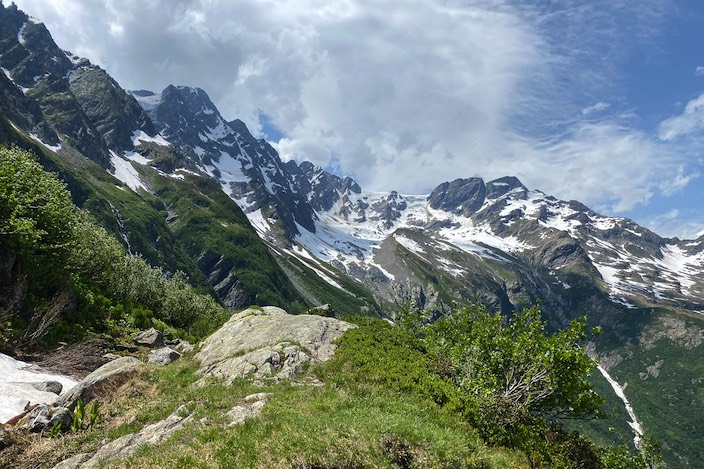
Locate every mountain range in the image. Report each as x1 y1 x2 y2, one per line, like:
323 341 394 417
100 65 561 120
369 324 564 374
1 3 702 466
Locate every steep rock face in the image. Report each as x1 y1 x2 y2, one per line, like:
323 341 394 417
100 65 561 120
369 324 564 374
137 85 318 237
0 5 110 165
0 4 156 166
428 177 487 216
68 66 155 151
0 62 56 144
485 176 527 199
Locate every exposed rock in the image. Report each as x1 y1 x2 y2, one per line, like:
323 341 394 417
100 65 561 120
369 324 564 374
55 356 141 411
194 306 355 384
485 176 526 199
52 453 92 469
640 316 703 351
148 347 181 366
226 393 271 426
428 178 487 216
640 359 664 380
197 342 310 385
31 381 62 395
17 404 50 432
49 406 72 432
133 328 164 348
52 405 192 469
307 304 335 317
14 403 70 433
68 65 155 151
166 338 194 354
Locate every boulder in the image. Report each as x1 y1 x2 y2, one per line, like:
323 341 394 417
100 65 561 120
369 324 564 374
226 393 270 426
55 356 141 411
49 406 72 432
307 304 335 317
197 342 309 385
31 381 63 395
165 338 194 354
148 347 181 366
133 328 164 348
18 404 50 433
194 306 355 384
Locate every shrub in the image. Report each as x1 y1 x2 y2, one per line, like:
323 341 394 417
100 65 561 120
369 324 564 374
423 304 604 445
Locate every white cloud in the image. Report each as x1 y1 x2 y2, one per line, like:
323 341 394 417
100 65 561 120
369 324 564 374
581 102 611 116
658 166 699 196
659 93 704 141
696 66 704 76
642 209 704 240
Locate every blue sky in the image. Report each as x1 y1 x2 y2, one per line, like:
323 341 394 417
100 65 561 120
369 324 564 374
12 0 704 239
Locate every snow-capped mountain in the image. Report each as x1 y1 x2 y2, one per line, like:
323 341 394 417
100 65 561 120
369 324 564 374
2 3 703 464
125 84 704 318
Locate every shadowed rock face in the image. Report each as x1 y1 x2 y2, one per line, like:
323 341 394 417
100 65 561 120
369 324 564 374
194 306 355 384
428 177 487 216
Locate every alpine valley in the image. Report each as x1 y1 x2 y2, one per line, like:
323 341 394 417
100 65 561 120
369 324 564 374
0 2 702 467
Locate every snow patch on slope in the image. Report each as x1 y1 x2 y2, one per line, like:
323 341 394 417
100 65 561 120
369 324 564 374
597 364 644 449
0 353 78 424
131 129 169 147
110 151 148 192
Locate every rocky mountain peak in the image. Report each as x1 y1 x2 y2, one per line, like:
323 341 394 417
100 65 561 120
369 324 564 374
428 177 487 216
485 176 526 199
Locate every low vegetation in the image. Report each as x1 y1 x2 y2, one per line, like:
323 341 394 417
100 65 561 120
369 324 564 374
0 145 229 346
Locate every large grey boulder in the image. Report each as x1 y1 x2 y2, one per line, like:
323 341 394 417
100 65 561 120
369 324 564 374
194 306 355 384
31 381 63 395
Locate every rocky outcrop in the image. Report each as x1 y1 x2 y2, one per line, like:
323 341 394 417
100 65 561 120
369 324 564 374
55 356 141 412
226 393 271 426
194 306 355 384
428 177 487 216
52 405 192 469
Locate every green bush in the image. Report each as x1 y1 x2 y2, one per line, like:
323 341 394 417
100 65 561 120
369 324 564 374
0 145 76 254
0 146 228 343
423 304 604 445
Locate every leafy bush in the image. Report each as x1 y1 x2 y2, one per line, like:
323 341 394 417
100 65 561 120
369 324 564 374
0 145 75 254
423 304 604 445
0 146 228 343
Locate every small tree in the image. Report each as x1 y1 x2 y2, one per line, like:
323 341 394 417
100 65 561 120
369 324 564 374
0 146 76 256
424 304 603 444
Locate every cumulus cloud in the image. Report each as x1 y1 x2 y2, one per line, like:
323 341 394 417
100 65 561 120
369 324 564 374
659 93 704 141
12 0 695 219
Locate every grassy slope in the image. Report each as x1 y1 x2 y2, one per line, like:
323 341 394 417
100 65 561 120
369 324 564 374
1 350 526 468
140 167 307 311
